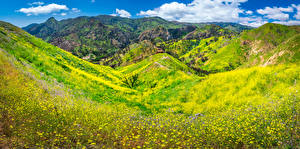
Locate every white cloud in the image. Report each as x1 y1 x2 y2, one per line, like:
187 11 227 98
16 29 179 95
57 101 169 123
72 8 81 13
18 3 69 16
245 10 253 15
29 2 44 6
257 6 293 20
273 20 300 25
240 21 268 27
278 7 294 12
292 4 300 19
61 12 67 16
112 9 131 18
239 17 268 27
138 0 248 23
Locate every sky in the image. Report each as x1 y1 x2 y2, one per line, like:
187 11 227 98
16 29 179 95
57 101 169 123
0 0 300 27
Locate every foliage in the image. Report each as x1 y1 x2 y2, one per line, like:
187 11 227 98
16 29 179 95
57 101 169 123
122 74 140 88
0 21 299 148
24 15 251 63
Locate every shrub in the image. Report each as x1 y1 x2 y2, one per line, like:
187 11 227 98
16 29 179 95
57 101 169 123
121 73 140 88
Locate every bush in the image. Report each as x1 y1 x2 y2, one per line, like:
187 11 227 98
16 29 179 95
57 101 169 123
121 74 139 88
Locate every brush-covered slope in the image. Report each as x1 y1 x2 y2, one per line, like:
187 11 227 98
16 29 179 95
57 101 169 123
0 21 202 112
100 40 157 67
0 21 136 105
102 23 299 77
1 21 299 148
183 24 235 40
200 23 300 72
23 15 251 63
241 23 300 66
101 25 235 71
24 17 133 61
23 16 183 62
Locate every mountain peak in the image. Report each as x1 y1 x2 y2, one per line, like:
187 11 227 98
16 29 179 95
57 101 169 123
46 17 57 23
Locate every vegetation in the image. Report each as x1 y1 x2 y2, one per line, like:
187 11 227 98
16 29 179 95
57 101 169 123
0 21 299 148
23 15 251 63
122 74 140 89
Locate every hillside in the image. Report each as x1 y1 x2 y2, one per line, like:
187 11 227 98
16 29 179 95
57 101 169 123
100 25 236 71
0 21 299 148
23 15 250 63
102 23 299 76
202 23 300 72
0 21 134 104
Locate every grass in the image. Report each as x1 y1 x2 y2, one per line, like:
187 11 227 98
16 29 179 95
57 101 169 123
0 21 299 148
1 50 299 148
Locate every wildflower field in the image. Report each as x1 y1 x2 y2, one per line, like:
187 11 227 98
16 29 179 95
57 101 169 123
0 21 299 148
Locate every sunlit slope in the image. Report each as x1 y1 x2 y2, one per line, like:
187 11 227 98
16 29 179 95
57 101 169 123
128 56 300 113
118 52 299 114
0 21 299 115
179 64 300 113
119 53 195 74
0 21 134 103
2 47 298 148
203 23 300 72
117 53 201 111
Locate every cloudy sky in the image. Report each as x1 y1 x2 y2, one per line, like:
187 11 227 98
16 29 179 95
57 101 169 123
0 0 299 27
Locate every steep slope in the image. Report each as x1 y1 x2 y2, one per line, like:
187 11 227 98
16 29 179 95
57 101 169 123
0 21 203 111
138 26 172 42
241 23 300 66
23 15 251 63
101 40 157 67
101 24 235 71
183 24 235 40
23 16 184 62
24 17 133 61
200 23 300 72
0 21 135 105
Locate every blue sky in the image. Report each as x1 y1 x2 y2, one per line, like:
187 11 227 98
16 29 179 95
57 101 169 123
0 0 300 27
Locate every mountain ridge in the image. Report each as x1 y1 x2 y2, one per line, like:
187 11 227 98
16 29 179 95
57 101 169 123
23 15 252 63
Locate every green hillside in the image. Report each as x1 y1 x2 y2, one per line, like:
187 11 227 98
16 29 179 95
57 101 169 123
0 21 135 103
0 21 299 148
23 15 250 63
192 23 300 73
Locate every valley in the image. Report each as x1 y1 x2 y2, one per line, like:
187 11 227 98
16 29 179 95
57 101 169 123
0 15 299 148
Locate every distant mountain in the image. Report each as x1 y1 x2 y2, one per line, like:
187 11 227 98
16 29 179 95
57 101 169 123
23 15 251 62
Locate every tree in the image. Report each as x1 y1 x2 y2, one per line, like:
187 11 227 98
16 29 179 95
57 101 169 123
122 74 139 88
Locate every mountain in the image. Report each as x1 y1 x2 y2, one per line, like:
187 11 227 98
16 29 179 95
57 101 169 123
100 24 236 71
23 15 251 63
114 23 300 74
1 21 299 148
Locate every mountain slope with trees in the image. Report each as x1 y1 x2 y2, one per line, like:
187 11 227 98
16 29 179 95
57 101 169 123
23 15 251 63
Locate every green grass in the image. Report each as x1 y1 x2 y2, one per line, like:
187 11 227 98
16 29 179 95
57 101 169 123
0 21 299 148
1 48 299 148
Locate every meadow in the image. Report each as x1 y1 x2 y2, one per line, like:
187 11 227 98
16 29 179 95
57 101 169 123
0 21 299 148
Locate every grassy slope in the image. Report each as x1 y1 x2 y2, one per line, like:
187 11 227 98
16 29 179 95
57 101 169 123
1 41 299 148
203 23 300 72
118 53 201 112
0 21 299 147
0 21 136 105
